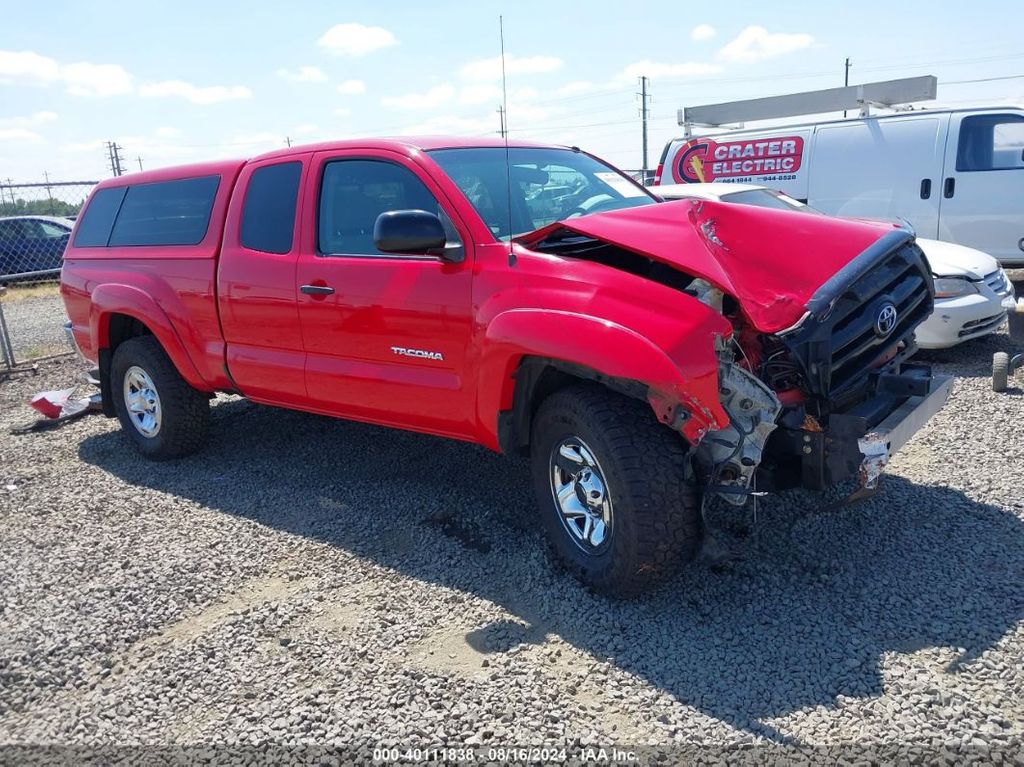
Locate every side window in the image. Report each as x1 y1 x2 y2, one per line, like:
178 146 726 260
108 175 220 247
957 115 1024 172
37 221 69 238
73 186 127 247
241 161 302 254
318 159 453 256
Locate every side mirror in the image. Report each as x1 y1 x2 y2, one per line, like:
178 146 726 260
374 210 448 257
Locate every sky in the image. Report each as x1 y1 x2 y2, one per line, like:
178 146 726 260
1 0 1023 182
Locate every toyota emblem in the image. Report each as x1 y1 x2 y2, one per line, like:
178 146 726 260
875 302 898 337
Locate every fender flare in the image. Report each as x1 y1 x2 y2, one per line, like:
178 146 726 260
89 283 208 390
475 308 728 450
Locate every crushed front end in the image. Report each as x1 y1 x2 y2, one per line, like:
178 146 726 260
699 229 953 500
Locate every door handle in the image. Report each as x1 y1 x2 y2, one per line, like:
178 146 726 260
919 178 931 199
943 177 955 199
300 284 335 296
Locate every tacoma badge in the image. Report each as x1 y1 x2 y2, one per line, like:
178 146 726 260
391 346 444 361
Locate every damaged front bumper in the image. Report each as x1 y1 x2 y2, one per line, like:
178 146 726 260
766 368 953 492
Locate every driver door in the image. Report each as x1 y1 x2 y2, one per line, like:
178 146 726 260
295 150 476 439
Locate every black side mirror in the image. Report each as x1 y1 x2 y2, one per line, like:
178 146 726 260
374 210 448 257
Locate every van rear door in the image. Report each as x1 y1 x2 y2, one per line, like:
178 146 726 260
808 114 950 238
939 110 1024 265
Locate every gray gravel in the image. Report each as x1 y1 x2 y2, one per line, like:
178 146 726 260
0 289 70 361
1 320 1022 761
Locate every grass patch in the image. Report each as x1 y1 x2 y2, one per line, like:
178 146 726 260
15 343 72 360
2 282 61 301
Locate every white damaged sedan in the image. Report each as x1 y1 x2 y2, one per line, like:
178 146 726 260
655 183 1014 350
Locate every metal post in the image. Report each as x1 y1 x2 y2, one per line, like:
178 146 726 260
0 287 15 370
843 58 851 117
639 76 650 177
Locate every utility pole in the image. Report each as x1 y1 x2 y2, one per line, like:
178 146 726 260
843 57 852 117
106 141 124 177
497 105 507 139
136 156 144 172
43 171 55 215
285 136 292 147
637 76 650 180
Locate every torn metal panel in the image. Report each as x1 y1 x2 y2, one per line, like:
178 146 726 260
698 340 782 505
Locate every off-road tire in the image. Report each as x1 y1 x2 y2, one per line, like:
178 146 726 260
992 352 1010 393
530 383 702 597
111 336 209 460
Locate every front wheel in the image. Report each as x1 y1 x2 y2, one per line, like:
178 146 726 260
111 336 210 460
530 384 702 597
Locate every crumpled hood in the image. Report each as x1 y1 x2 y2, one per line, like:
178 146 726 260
519 199 902 333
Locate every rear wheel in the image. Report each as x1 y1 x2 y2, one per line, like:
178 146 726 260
111 336 209 460
530 384 702 597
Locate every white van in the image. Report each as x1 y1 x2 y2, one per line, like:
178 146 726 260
654 107 1024 266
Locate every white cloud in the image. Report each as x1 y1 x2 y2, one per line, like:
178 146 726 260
460 54 563 81
293 123 319 135
556 80 599 97
0 49 133 96
460 83 502 105
0 128 42 142
155 126 181 138
398 114 495 136
61 61 133 96
334 107 353 117
0 111 57 128
717 26 814 62
0 50 60 83
691 24 716 41
277 66 327 83
616 60 721 82
317 23 397 57
140 80 252 105
336 79 366 95
60 138 106 153
381 83 455 110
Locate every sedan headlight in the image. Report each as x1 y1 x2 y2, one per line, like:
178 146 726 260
932 276 978 298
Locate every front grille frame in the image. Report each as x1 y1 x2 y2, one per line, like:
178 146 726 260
772 230 934 415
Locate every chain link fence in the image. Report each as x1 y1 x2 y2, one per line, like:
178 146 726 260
1 180 96 371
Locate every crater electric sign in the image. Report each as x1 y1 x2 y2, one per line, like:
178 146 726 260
672 135 804 183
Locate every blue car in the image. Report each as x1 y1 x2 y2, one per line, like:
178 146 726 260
0 215 74 279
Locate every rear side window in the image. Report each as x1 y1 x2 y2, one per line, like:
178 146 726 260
241 162 302 254
74 186 127 247
108 176 220 246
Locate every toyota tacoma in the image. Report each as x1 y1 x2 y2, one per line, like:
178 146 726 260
60 138 952 595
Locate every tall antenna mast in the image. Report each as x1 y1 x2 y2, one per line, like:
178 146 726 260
499 15 515 263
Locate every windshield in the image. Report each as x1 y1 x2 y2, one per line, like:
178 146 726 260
429 147 656 240
720 188 823 215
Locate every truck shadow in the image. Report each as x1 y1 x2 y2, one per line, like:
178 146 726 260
79 400 1024 740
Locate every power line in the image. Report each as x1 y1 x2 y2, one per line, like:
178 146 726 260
944 73 1024 85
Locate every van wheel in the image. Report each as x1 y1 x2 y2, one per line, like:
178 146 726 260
111 336 209 460
530 384 701 597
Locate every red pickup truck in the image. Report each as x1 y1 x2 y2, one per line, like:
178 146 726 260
61 137 951 595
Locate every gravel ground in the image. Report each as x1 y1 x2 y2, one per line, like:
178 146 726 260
0 290 70 361
1 318 1023 762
